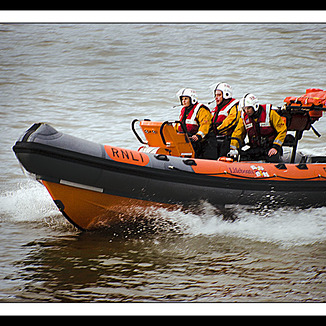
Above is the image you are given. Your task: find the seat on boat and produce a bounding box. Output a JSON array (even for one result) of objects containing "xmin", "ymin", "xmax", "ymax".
[{"xmin": 132, "ymin": 120, "xmax": 195, "ymax": 158}]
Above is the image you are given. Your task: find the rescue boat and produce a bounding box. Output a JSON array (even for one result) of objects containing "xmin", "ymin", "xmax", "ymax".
[{"xmin": 12, "ymin": 89, "xmax": 326, "ymax": 231}]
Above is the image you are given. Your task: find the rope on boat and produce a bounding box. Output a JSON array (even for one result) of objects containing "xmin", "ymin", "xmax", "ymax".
[
  {"xmin": 225, "ymin": 172, "xmax": 326, "ymax": 181},
  {"xmin": 168, "ymin": 165, "xmax": 326, "ymax": 181}
]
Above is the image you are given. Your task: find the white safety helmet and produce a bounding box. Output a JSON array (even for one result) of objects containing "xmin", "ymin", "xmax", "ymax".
[
  {"xmin": 176, "ymin": 88, "xmax": 198, "ymax": 105},
  {"xmin": 239, "ymin": 93, "xmax": 259, "ymax": 111},
  {"xmin": 210, "ymin": 82, "xmax": 233, "ymax": 99}
]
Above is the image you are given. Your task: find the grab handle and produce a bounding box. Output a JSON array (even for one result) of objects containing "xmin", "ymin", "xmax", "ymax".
[
  {"xmin": 131, "ymin": 119, "xmax": 148, "ymax": 144},
  {"xmin": 160, "ymin": 120, "xmax": 190, "ymax": 145}
]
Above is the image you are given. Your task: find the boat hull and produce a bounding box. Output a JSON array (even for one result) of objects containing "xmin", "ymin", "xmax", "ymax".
[
  {"xmin": 13, "ymin": 123, "xmax": 326, "ymax": 230},
  {"xmin": 42, "ymin": 181, "xmax": 174, "ymax": 231}
]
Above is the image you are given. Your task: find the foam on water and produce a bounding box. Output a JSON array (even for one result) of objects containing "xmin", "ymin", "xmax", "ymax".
[
  {"xmin": 0, "ymin": 180, "xmax": 60, "ymax": 223},
  {"xmin": 154, "ymin": 202, "xmax": 326, "ymax": 248}
]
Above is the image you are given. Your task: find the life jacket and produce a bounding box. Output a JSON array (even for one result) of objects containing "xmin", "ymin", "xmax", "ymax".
[
  {"xmin": 284, "ymin": 88, "xmax": 326, "ymax": 108},
  {"xmin": 283, "ymin": 88, "xmax": 326, "ymax": 127},
  {"xmin": 211, "ymin": 98, "xmax": 239, "ymax": 135},
  {"xmin": 242, "ymin": 104, "xmax": 277, "ymax": 148},
  {"xmin": 178, "ymin": 103, "xmax": 204, "ymax": 135}
]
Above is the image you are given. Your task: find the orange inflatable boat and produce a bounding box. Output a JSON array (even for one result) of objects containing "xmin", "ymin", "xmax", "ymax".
[{"xmin": 12, "ymin": 89, "xmax": 326, "ymax": 231}]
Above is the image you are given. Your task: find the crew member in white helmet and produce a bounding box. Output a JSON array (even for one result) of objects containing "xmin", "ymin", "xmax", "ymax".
[
  {"xmin": 175, "ymin": 88, "xmax": 214, "ymax": 158},
  {"xmin": 229, "ymin": 93, "xmax": 287, "ymax": 162},
  {"xmin": 210, "ymin": 82, "xmax": 240, "ymax": 157},
  {"xmin": 211, "ymin": 82, "xmax": 239, "ymax": 136}
]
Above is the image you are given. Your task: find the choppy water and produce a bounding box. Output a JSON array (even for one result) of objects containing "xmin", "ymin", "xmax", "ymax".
[{"xmin": 1, "ymin": 23, "xmax": 326, "ymax": 309}]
